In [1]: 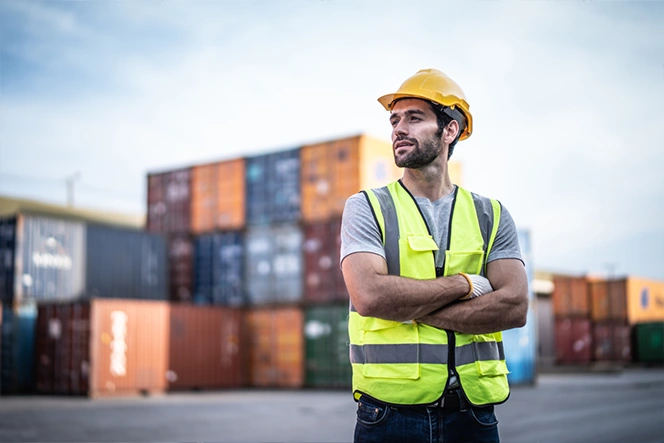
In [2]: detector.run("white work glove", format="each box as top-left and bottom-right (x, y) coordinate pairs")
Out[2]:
(458, 273), (493, 300)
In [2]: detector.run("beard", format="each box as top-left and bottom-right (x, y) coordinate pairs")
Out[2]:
(394, 135), (443, 169)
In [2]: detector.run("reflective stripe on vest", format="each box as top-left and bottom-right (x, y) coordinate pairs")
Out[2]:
(349, 180), (510, 406)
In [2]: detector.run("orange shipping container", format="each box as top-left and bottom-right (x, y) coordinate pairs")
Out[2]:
(626, 277), (664, 324)
(552, 275), (590, 317)
(244, 307), (304, 388)
(589, 279), (628, 322)
(168, 305), (243, 390)
(190, 159), (246, 233)
(89, 299), (169, 398)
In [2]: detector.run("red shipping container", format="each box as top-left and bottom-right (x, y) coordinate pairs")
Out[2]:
(147, 169), (191, 234)
(168, 305), (243, 390)
(303, 218), (348, 304)
(592, 322), (632, 363)
(555, 317), (592, 365)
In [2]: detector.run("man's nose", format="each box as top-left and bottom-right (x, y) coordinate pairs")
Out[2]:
(393, 120), (408, 136)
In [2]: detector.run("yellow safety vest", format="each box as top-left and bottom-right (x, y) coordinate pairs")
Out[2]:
(348, 180), (510, 406)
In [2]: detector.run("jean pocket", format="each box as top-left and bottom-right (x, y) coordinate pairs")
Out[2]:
(356, 398), (390, 426)
(469, 405), (498, 427)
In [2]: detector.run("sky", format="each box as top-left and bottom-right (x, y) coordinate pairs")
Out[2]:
(0, 0), (662, 281)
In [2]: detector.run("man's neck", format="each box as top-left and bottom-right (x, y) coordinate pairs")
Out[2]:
(401, 162), (454, 202)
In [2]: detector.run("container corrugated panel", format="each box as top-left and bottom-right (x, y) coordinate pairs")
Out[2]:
(633, 322), (664, 363)
(245, 307), (304, 388)
(303, 219), (347, 304)
(168, 305), (243, 390)
(85, 224), (167, 300)
(246, 148), (301, 225)
(627, 277), (664, 324)
(1, 302), (37, 394)
(304, 305), (351, 388)
(35, 303), (90, 395)
(301, 135), (402, 223)
(245, 223), (302, 305)
(216, 159), (246, 230)
(194, 231), (245, 306)
(0, 217), (16, 303)
(591, 322), (631, 363)
(147, 169), (191, 234)
(15, 215), (86, 304)
(552, 275), (590, 317)
(168, 235), (193, 303)
(502, 229), (537, 384)
(554, 317), (592, 365)
(589, 279), (628, 322)
(89, 299), (169, 398)
(190, 163), (218, 234)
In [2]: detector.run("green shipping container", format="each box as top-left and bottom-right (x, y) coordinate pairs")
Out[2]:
(304, 305), (351, 388)
(634, 322), (664, 363)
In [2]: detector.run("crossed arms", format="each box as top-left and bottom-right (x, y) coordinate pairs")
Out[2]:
(341, 252), (529, 334)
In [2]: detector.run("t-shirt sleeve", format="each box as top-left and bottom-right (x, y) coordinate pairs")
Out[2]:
(487, 203), (524, 265)
(340, 192), (386, 266)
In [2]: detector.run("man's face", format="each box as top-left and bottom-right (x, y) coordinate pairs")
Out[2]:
(389, 99), (444, 169)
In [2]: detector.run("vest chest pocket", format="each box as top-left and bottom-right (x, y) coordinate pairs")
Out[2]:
(444, 250), (484, 276)
(399, 235), (438, 279)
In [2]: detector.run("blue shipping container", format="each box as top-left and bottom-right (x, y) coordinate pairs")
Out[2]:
(246, 148), (301, 225)
(1, 302), (37, 394)
(502, 228), (538, 385)
(85, 224), (168, 300)
(193, 231), (245, 306)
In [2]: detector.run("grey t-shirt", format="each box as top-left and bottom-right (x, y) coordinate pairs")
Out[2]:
(340, 185), (523, 269)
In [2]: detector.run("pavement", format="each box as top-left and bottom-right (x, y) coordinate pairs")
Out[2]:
(0, 367), (663, 442)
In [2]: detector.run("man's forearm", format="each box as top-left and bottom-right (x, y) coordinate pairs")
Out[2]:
(348, 273), (469, 322)
(416, 288), (528, 334)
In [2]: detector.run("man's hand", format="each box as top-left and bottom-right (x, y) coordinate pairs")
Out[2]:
(459, 273), (494, 300)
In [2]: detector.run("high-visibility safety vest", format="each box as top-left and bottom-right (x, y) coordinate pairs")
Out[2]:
(348, 180), (510, 406)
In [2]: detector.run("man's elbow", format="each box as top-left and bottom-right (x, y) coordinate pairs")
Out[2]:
(351, 293), (379, 318)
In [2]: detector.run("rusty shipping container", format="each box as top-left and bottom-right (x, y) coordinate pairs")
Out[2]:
(554, 317), (592, 365)
(167, 235), (194, 303)
(552, 275), (590, 318)
(246, 148), (301, 225)
(147, 169), (191, 234)
(168, 305), (243, 390)
(245, 223), (303, 305)
(591, 322), (632, 363)
(193, 231), (244, 306)
(589, 279), (628, 322)
(190, 159), (246, 233)
(244, 307), (304, 388)
(34, 299), (169, 397)
(303, 218), (347, 304)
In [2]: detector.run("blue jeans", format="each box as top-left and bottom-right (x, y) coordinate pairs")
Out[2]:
(354, 395), (500, 443)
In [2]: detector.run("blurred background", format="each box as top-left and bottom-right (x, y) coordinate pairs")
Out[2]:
(0, 1), (662, 441)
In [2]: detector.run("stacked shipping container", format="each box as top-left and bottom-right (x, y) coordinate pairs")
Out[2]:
(553, 275), (664, 365)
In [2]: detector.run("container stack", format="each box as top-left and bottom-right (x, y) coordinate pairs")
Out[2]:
(552, 274), (664, 366)
(0, 209), (167, 395)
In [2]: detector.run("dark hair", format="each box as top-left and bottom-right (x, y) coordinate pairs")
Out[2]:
(428, 101), (465, 159)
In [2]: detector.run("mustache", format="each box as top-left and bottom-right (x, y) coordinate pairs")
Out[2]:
(393, 136), (418, 148)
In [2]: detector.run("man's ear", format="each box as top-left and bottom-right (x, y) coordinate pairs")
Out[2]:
(444, 120), (460, 144)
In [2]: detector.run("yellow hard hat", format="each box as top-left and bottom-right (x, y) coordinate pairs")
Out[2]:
(378, 69), (473, 141)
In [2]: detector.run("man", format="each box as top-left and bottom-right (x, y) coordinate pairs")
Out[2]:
(340, 68), (529, 443)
